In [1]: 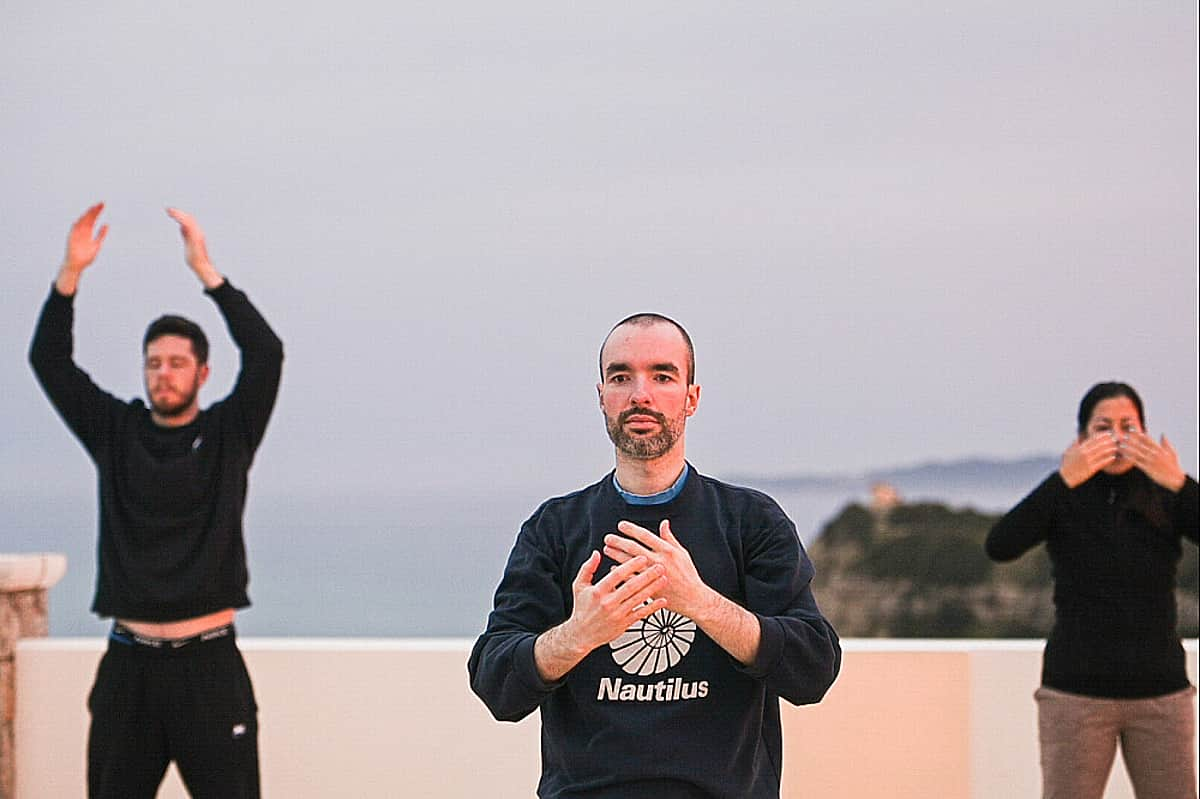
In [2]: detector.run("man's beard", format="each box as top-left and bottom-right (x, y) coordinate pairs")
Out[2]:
(147, 379), (201, 419)
(605, 407), (686, 460)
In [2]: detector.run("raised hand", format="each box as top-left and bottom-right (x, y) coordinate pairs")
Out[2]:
(165, 207), (223, 289)
(1125, 432), (1187, 492)
(1059, 435), (1119, 488)
(57, 203), (109, 295)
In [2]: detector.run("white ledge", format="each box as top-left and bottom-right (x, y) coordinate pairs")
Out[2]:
(0, 553), (67, 592)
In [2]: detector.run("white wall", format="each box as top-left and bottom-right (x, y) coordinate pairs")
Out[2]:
(16, 639), (1198, 798)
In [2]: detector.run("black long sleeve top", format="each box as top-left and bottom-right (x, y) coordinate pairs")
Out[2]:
(468, 467), (841, 798)
(986, 469), (1199, 698)
(29, 280), (283, 621)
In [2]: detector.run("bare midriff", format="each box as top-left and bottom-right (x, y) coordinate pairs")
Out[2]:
(117, 608), (236, 639)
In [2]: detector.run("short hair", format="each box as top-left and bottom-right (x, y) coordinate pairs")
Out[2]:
(1077, 381), (1144, 434)
(143, 315), (209, 365)
(599, 313), (695, 384)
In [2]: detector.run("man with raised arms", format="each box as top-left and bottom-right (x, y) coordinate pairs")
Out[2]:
(469, 313), (840, 798)
(29, 202), (283, 799)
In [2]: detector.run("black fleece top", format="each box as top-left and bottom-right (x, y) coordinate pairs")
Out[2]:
(29, 280), (283, 622)
(986, 469), (1199, 698)
(468, 466), (842, 798)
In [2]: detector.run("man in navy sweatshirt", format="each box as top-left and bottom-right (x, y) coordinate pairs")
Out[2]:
(469, 313), (840, 798)
(30, 202), (283, 799)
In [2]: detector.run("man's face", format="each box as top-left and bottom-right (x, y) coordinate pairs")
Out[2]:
(143, 335), (209, 420)
(597, 322), (700, 461)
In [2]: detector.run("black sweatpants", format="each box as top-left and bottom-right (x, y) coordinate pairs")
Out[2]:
(87, 625), (260, 799)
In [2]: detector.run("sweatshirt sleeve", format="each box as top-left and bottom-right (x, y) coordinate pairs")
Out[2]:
(985, 472), (1067, 562)
(1172, 476), (1199, 545)
(467, 510), (568, 722)
(206, 279), (284, 453)
(28, 286), (123, 455)
(738, 517), (842, 706)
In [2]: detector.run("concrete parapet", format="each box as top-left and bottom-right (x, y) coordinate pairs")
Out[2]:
(0, 553), (66, 799)
(15, 637), (1197, 798)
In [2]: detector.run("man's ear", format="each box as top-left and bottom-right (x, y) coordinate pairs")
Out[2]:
(685, 384), (700, 417)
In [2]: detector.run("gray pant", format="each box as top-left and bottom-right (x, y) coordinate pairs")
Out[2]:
(1036, 685), (1197, 799)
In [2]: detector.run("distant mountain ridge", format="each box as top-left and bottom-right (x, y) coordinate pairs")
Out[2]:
(729, 454), (1060, 494)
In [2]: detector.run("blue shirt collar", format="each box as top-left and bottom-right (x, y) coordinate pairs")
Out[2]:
(613, 464), (689, 505)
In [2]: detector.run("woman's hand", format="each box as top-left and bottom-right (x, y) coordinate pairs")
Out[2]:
(1059, 435), (1118, 488)
(1125, 432), (1187, 492)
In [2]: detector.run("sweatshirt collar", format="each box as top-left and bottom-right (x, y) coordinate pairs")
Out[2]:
(613, 464), (690, 505)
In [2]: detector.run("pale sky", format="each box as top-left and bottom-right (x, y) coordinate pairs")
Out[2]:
(3, 2), (1197, 507)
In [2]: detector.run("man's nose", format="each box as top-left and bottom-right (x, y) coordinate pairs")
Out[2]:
(629, 377), (652, 404)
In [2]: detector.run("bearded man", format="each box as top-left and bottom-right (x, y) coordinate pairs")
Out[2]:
(29, 202), (283, 799)
(469, 313), (840, 799)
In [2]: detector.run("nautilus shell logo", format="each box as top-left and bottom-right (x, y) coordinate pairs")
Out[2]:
(609, 609), (696, 676)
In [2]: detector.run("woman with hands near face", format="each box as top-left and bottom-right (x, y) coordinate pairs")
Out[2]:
(1059, 392), (1187, 492)
(987, 382), (1199, 799)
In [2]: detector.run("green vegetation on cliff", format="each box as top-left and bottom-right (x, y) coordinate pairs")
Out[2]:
(809, 500), (1199, 638)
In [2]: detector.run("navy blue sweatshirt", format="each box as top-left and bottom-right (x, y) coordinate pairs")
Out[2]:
(29, 280), (283, 621)
(986, 469), (1198, 698)
(468, 467), (841, 798)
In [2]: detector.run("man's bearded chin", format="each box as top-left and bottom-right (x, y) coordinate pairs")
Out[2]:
(147, 383), (200, 418)
(605, 409), (685, 460)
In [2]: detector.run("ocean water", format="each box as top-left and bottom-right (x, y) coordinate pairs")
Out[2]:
(3, 477), (1032, 638)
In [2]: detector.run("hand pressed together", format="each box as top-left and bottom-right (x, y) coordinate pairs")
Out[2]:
(533, 550), (668, 682)
(564, 551), (669, 654)
(603, 519), (717, 622)
(1059, 431), (1187, 492)
(604, 519), (762, 666)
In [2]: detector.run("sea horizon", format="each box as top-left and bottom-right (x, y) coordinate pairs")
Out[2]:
(5, 454), (1060, 638)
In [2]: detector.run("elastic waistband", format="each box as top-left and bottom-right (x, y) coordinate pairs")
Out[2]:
(110, 622), (235, 651)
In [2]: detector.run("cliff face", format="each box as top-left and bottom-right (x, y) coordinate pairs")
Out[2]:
(808, 501), (1199, 638)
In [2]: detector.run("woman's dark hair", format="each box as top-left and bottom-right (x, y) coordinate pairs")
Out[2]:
(1077, 382), (1144, 434)
(143, 315), (209, 365)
